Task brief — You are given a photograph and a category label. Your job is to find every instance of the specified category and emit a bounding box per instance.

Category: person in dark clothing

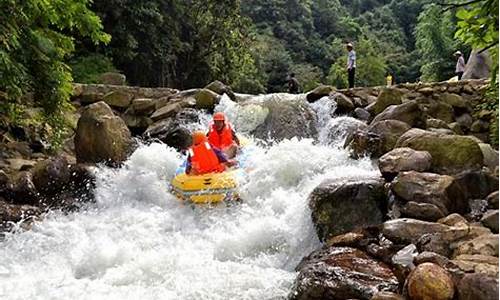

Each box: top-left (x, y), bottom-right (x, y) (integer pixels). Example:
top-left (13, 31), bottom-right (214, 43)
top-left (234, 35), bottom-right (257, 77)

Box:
top-left (287, 73), bottom-right (300, 94)
top-left (346, 43), bottom-right (356, 89)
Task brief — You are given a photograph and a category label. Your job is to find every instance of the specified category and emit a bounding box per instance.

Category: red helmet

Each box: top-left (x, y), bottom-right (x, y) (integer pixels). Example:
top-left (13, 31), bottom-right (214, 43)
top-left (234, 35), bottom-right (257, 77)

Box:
top-left (192, 131), bottom-right (207, 145)
top-left (213, 112), bottom-right (225, 121)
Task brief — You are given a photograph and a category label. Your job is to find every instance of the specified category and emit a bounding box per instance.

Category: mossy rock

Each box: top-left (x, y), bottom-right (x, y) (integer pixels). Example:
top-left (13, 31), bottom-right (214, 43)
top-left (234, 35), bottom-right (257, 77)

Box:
top-left (195, 89), bottom-right (219, 110)
top-left (373, 88), bottom-right (403, 115)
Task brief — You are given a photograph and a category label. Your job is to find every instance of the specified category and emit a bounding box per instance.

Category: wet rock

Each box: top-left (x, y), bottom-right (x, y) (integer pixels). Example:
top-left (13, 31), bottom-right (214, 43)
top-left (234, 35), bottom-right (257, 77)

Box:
top-left (204, 80), bottom-right (236, 101)
top-left (306, 85), bottom-right (336, 103)
top-left (97, 72), bottom-right (126, 85)
top-left (453, 170), bottom-right (498, 202)
top-left (121, 111), bottom-right (152, 134)
top-left (481, 210), bottom-right (499, 233)
top-left (379, 148), bottom-right (432, 181)
top-left (130, 98), bottom-right (155, 115)
top-left (326, 232), bottom-right (365, 248)
top-left (69, 163), bottom-right (95, 202)
top-left (382, 218), bottom-right (449, 244)
top-left (32, 156), bottom-right (71, 195)
top-left (454, 234), bottom-right (498, 257)
top-left (103, 90), bottom-right (133, 109)
top-left (414, 251), bottom-right (451, 268)
top-left (354, 107), bottom-right (371, 121)
top-left (143, 119), bottom-right (192, 151)
top-left (451, 254), bottom-right (499, 277)
top-left (6, 158), bottom-right (37, 172)
top-left (371, 291), bottom-right (404, 300)
top-left (290, 247), bottom-right (398, 300)
top-left (0, 199), bottom-right (41, 231)
top-left (195, 88), bottom-right (220, 110)
top-left (331, 92), bottom-right (354, 114)
top-left (486, 191), bottom-right (499, 209)
top-left (457, 273), bottom-right (498, 300)
top-left (150, 102), bottom-right (182, 122)
top-left (252, 99), bottom-right (317, 142)
top-left (10, 171), bottom-right (38, 206)
top-left (478, 143), bottom-right (499, 171)
top-left (371, 101), bottom-right (426, 128)
top-left (373, 88), bottom-right (404, 115)
top-left (347, 120), bottom-right (411, 158)
top-left (426, 118), bottom-right (449, 129)
top-left (391, 171), bottom-right (465, 219)
top-left (395, 129), bottom-right (483, 174)
top-left (406, 263), bottom-right (455, 300)
top-left (400, 201), bottom-right (446, 221)
top-left (309, 178), bottom-right (387, 242)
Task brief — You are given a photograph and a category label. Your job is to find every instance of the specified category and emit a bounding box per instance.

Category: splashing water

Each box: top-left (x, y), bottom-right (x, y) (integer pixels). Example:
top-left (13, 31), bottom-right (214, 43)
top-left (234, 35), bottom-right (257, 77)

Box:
top-left (0, 96), bottom-right (379, 299)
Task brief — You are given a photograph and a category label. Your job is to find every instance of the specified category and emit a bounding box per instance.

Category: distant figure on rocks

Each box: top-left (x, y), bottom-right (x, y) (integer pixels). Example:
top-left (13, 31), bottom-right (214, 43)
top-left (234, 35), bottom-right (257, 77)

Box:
top-left (287, 73), bottom-right (300, 94)
top-left (454, 50), bottom-right (466, 80)
top-left (346, 43), bottom-right (356, 88)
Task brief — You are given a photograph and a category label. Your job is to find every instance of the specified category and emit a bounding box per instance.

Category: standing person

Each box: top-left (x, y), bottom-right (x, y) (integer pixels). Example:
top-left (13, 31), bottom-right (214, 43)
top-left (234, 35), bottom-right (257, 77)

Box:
top-left (346, 43), bottom-right (356, 89)
top-left (287, 73), bottom-right (300, 94)
top-left (454, 51), bottom-right (466, 80)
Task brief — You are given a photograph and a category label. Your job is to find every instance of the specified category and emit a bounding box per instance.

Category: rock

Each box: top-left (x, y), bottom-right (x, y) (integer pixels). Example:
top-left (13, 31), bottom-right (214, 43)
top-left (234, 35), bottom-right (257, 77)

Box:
top-left (195, 88), bottom-right (219, 110)
top-left (453, 170), bottom-right (498, 202)
top-left (438, 213), bottom-right (468, 227)
top-left (417, 233), bottom-right (452, 257)
top-left (371, 101), bottom-right (426, 128)
top-left (373, 88), bottom-right (403, 115)
top-left (97, 72), bottom-right (126, 85)
top-left (414, 252), bottom-right (451, 268)
top-left (290, 247), bottom-right (398, 300)
top-left (252, 99), bottom-right (317, 142)
top-left (481, 210), bottom-right (499, 233)
top-left (326, 232), bottom-right (365, 247)
top-left (150, 102), bottom-right (182, 122)
top-left (456, 114), bottom-right (473, 131)
top-left (451, 254), bottom-right (499, 277)
top-left (463, 49), bottom-right (492, 79)
top-left (130, 98), bottom-right (155, 115)
top-left (378, 148), bottom-right (432, 180)
top-left (457, 273), bottom-right (498, 300)
top-left (395, 129), bottom-right (483, 174)
top-left (391, 171), bottom-right (465, 218)
top-left (103, 90), bottom-right (133, 109)
top-left (354, 107), bottom-right (371, 121)
top-left (204, 80), bottom-right (236, 101)
top-left (306, 85), bottom-right (336, 103)
top-left (439, 93), bottom-right (467, 108)
top-left (74, 101), bottom-right (133, 165)
top-left (32, 156), bottom-right (71, 195)
top-left (331, 92), bottom-right (355, 114)
top-left (454, 234), bottom-right (498, 257)
top-left (407, 263), bottom-right (455, 300)
top-left (486, 191), bottom-right (499, 209)
top-left (470, 120), bottom-right (490, 133)
top-left (69, 163), bottom-right (95, 202)
top-left (347, 120), bottom-right (411, 158)
top-left (448, 122), bottom-right (464, 135)
top-left (309, 178), bottom-right (387, 242)
top-left (425, 101), bottom-right (455, 124)
top-left (0, 199), bottom-right (41, 231)
top-left (382, 218), bottom-right (450, 244)
top-left (426, 118), bottom-right (450, 129)
top-left (371, 292), bottom-right (404, 300)
top-left (400, 201), bottom-right (446, 221)
top-left (6, 158), bottom-right (37, 171)
top-left (121, 112), bottom-right (152, 133)
top-left (143, 119), bottom-right (192, 151)
top-left (10, 171), bottom-right (38, 205)
top-left (478, 143), bottom-right (499, 171)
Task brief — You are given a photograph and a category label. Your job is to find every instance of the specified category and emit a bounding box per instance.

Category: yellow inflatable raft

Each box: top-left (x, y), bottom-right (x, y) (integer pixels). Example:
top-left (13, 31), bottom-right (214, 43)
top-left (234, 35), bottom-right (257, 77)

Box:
top-left (170, 169), bottom-right (240, 204)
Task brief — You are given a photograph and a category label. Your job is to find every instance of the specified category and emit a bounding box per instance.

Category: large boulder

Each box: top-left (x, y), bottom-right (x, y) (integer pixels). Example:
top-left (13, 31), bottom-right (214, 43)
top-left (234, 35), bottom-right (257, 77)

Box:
top-left (378, 148), bottom-right (432, 180)
top-left (439, 93), bottom-right (468, 109)
top-left (252, 99), bottom-right (317, 141)
top-left (346, 120), bottom-right (411, 158)
top-left (382, 218), bottom-right (450, 244)
top-left (204, 80), bottom-right (236, 101)
top-left (32, 156), bottom-right (71, 195)
top-left (150, 102), bottom-right (182, 122)
top-left (371, 101), bottom-right (426, 128)
top-left (391, 171), bottom-right (466, 220)
top-left (97, 72), bottom-right (126, 85)
top-left (478, 143), bottom-right (499, 171)
top-left (395, 129), bottom-right (483, 174)
top-left (453, 170), bottom-right (499, 202)
top-left (102, 90), bottom-right (133, 109)
top-left (9, 171), bottom-right (39, 206)
top-left (406, 263), bottom-right (455, 300)
top-left (306, 85), bottom-right (336, 103)
top-left (373, 88), bottom-right (403, 115)
top-left (74, 101), bottom-right (133, 165)
top-left (330, 92), bottom-right (354, 114)
top-left (481, 210), bottom-right (499, 233)
top-left (195, 88), bottom-right (220, 110)
top-left (143, 119), bottom-right (192, 151)
top-left (129, 98), bottom-right (156, 115)
top-left (426, 101), bottom-right (455, 124)
top-left (290, 247), bottom-right (398, 300)
top-left (463, 49), bottom-right (492, 79)
top-left (309, 178), bottom-right (387, 242)
top-left (457, 273), bottom-right (498, 300)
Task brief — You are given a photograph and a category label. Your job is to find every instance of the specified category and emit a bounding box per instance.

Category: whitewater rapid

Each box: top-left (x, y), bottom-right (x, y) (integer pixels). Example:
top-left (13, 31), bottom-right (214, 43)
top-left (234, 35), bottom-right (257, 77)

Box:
top-left (0, 95), bottom-right (379, 299)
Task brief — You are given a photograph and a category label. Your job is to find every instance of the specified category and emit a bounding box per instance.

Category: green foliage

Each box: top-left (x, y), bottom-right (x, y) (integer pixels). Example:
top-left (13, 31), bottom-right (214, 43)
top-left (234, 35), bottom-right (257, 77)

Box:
top-left (69, 53), bottom-right (117, 84)
top-left (0, 0), bottom-right (109, 148)
top-left (291, 64), bottom-right (323, 92)
top-left (415, 4), bottom-right (459, 82)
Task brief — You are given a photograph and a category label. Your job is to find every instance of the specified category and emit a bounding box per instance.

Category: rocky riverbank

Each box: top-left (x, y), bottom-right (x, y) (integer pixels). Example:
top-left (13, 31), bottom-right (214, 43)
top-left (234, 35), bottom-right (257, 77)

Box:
top-left (0, 78), bottom-right (498, 299)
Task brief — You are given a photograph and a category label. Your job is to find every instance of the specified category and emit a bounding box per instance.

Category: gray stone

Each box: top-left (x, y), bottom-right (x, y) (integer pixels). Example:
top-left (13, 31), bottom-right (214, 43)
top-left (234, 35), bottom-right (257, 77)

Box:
top-left (379, 148), bottom-right (432, 180)
top-left (463, 49), bottom-right (492, 79)
top-left (97, 72), bottom-right (126, 85)
top-left (371, 101), bottom-right (426, 128)
top-left (457, 273), bottom-right (499, 300)
top-left (353, 107), bottom-right (371, 121)
top-left (481, 210), bottom-right (499, 233)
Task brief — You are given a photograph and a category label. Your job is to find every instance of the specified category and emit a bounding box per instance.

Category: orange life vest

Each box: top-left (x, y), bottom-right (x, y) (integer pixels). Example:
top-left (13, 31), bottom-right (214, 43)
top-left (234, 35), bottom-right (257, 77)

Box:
top-left (188, 142), bottom-right (225, 175)
top-left (207, 122), bottom-right (234, 150)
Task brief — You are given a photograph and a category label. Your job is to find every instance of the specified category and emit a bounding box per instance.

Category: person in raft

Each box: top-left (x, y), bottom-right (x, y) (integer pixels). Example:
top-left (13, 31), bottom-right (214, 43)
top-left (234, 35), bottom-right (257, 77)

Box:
top-left (185, 131), bottom-right (236, 175)
top-left (207, 112), bottom-right (240, 159)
